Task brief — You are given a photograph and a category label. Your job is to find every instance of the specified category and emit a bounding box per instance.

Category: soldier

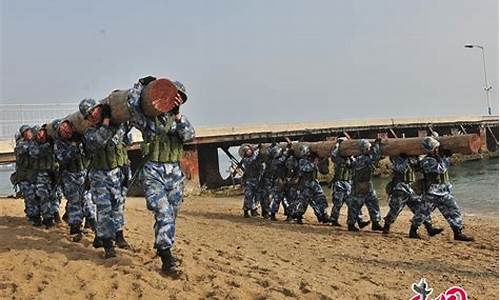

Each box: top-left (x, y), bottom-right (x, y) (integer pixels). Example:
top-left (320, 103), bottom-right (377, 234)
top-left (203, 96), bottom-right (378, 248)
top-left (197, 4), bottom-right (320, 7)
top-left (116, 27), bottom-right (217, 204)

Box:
top-left (284, 148), bottom-right (300, 222)
top-left (269, 144), bottom-right (292, 221)
top-left (127, 76), bottom-right (195, 273)
top-left (410, 137), bottom-right (473, 241)
top-left (382, 154), bottom-right (443, 237)
top-left (347, 139), bottom-right (384, 232)
top-left (293, 144), bottom-right (329, 224)
top-left (54, 119), bottom-right (94, 241)
top-left (14, 125), bottom-right (40, 226)
top-left (240, 144), bottom-right (262, 218)
top-left (255, 145), bottom-right (274, 218)
top-left (29, 124), bottom-right (58, 228)
top-left (329, 138), bottom-right (370, 228)
top-left (80, 98), bottom-right (131, 258)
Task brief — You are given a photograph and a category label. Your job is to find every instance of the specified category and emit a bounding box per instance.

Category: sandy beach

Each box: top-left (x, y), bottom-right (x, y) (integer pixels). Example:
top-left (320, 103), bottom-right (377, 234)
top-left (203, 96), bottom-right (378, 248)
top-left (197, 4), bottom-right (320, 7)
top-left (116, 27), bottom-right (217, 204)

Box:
top-left (0, 196), bottom-right (497, 299)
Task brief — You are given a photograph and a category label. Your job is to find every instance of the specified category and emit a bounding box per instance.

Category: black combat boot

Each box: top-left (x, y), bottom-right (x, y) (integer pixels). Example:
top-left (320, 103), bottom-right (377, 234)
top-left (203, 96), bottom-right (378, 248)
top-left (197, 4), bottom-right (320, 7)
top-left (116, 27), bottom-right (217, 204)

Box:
top-left (62, 212), bottom-right (69, 223)
top-left (330, 218), bottom-right (342, 227)
top-left (296, 216), bottom-right (304, 224)
top-left (452, 227), bottom-right (474, 242)
top-left (371, 221), bottom-right (384, 231)
top-left (348, 224), bottom-right (359, 232)
top-left (285, 215), bottom-right (293, 222)
top-left (30, 215), bottom-right (42, 227)
top-left (53, 211), bottom-right (61, 223)
top-left (93, 236), bottom-right (103, 248)
top-left (115, 230), bottom-right (130, 249)
top-left (424, 222), bottom-right (444, 237)
top-left (382, 223), bottom-right (391, 234)
top-left (103, 238), bottom-right (116, 259)
top-left (270, 213), bottom-right (277, 221)
top-left (86, 218), bottom-right (97, 232)
top-left (70, 224), bottom-right (83, 242)
top-left (358, 220), bottom-right (371, 229)
top-left (158, 248), bottom-right (176, 273)
top-left (42, 217), bottom-right (55, 229)
top-left (250, 209), bottom-right (259, 217)
top-left (409, 225), bottom-right (421, 239)
top-left (243, 210), bottom-right (250, 218)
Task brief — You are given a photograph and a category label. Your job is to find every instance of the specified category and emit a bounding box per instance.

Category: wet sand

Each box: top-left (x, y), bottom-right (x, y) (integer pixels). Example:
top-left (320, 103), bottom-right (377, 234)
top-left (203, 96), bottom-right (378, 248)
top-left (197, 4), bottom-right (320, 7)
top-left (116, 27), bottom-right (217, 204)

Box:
top-left (0, 196), bottom-right (497, 299)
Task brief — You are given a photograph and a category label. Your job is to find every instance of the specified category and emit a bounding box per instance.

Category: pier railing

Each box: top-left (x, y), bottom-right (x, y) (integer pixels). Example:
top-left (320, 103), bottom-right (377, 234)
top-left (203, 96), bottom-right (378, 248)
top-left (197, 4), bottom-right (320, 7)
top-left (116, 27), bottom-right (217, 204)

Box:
top-left (0, 103), bottom-right (77, 139)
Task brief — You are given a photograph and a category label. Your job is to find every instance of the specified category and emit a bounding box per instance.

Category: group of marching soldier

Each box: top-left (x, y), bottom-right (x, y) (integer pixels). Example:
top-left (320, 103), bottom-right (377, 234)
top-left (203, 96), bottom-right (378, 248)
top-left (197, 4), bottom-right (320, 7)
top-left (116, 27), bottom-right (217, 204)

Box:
top-left (239, 136), bottom-right (474, 241)
top-left (12, 76), bottom-right (195, 274)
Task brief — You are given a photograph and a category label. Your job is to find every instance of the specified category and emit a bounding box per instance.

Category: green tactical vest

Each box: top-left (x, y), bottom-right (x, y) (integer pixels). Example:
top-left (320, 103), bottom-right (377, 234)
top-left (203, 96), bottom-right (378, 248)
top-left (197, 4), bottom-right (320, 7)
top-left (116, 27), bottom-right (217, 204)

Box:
top-left (353, 165), bottom-right (373, 183)
top-left (394, 165), bottom-right (416, 184)
top-left (333, 164), bottom-right (351, 182)
top-left (15, 148), bottom-right (33, 182)
top-left (64, 153), bottom-right (85, 173)
top-left (425, 171), bottom-right (450, 187)
top-left (92, 141), bottom-right (128, 171)
top-left (32, 143), bottom-right (56, 172)
top-left (140, 116), bottom-right (183, 163)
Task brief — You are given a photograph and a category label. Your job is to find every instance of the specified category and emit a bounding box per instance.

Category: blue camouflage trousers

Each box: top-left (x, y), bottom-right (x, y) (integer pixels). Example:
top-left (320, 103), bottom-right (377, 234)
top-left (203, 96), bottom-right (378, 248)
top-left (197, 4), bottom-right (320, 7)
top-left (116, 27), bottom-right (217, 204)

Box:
top-left (412, 192), bottom-right (464, 230)
top-left (348, 190), bottom-right (381, 225)
top-left (141, 161), bottom-right (184, 251)
top-left (89, 168), bottom-right (126, 240)
top-left (51, 185), bottom-right (63, 216)
top-left (83, 190), bottom-right (97, 221)
top-left (294, 180), bottom-right (328, 221)
top-left (19, 181), bottom-right (39, 218)
top-left (384, 183), bottom-right (425, 226)
top-left (61, 170), bottom-right (85, 225)
top-left (34, 172), bottom-right (55, 220)
top-left (270, 178), bottom-right (290, 215)
top-left (242, 179), bottom-right (258, 211)
top-left (256, 176), bottom-right (272, 215)
top-left (329, 181), bottom-right (351, 222)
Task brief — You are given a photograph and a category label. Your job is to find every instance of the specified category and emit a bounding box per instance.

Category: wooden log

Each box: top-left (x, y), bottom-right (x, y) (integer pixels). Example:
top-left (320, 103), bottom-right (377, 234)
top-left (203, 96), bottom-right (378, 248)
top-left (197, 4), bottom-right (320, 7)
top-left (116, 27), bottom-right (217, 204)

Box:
top-left (47, 78), bottom-right (179, 135)
top-left (260, 134), bottom-right (482, 158)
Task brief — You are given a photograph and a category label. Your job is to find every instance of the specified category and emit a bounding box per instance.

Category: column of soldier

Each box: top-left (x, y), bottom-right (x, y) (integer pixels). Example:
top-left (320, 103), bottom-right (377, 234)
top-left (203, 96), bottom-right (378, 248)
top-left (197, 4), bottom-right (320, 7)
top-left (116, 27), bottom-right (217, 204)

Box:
top-left (239, 137), bottom-right (474, 242)
top-left (12, 76), bottom-right (195, 274)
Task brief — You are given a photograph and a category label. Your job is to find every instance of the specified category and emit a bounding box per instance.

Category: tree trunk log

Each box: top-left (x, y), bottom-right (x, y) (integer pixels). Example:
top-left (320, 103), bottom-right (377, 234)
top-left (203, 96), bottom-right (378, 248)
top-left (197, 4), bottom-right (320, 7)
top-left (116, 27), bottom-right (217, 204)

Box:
top-left (48, 78), bottom-right (178, 135)
top-left (261, 134), bottom-right (481, 158)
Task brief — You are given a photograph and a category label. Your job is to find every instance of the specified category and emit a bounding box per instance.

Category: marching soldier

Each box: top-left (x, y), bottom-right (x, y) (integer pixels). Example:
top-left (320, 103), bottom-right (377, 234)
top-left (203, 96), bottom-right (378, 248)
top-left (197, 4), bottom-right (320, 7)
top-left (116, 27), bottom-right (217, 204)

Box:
top-left (347, 139), bottom-right (384, 232)
top-left (410, 137), bottom-right (473, 241)
top-left (80, 98), bottom-right (131, 258)
top-left (127, 76), bottom-right (195, 273)
top-left (240, 144), bottom-right (262, 218)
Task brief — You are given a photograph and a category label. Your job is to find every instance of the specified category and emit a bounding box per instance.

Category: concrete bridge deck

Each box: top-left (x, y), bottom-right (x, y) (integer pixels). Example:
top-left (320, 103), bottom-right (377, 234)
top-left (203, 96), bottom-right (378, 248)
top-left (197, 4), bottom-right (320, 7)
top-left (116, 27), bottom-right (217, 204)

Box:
top-left (1, 115), bottom-right (498, 191)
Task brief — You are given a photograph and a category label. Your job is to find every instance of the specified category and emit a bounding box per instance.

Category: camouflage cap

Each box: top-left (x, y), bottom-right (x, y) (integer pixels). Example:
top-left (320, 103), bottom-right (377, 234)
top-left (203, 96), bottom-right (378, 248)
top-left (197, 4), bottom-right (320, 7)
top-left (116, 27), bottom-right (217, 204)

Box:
top-left (173, 81), bottom-right (188, 103)
top-left (422, 136), bottom-right (440, 152)
top-left (79, 98), bottom-right (99, 119)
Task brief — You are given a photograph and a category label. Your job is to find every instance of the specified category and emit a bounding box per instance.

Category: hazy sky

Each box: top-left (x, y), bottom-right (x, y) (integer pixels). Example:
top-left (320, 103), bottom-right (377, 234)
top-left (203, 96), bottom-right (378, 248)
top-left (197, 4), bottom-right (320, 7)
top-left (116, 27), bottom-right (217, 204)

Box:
top-left (1, 0), bottom-right (498, 127)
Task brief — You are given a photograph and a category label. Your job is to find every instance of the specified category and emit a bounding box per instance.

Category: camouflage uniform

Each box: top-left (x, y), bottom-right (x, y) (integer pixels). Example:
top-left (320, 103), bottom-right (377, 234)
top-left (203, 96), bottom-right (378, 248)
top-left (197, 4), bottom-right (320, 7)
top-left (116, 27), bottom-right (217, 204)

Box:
top-left (84, 123), bottom-right (130, 241)
top-left (269, 149), bottom-right (291, 216)
top-left (347, 143), bottom-right (382, 226)
top-left (412, 155), bottom-right (464, 230)
top-left (284, 155), bottom-right (300, 216)
top-left (255, 149), bottom-right (273, 217)
top-left (15, 138), bottom-right (38, 219)
top-left (329, 144), bottom-right (354, 224)
top-left (383, 156), bottom-right (424, 226)
top-left (82, 189), bottom-right (97, 222)
top-left (241, 151), bottom-right (262, 212)
top-left (294, 156), bottom-right (329, 222)
top-left (127, 81), bottom-right (195, 252)
top-left (29, 139), bottom-right (57, 222)
top-left (54, 136), bottom-right (86, 226)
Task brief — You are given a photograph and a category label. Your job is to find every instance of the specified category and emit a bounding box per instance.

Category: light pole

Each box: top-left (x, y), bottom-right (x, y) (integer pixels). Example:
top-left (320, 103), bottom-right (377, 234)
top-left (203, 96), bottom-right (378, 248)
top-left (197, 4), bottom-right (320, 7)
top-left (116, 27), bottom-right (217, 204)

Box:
top-left (464, 44), bottom-right (493, 116)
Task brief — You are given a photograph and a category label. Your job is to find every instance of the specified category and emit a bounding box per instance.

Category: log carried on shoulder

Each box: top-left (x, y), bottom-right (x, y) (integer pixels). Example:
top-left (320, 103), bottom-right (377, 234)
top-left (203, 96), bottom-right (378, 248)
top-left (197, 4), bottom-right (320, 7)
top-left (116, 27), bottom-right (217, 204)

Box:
top-left (47, 79), bottom-right (179, 136)
top-left (259, 134), bottom-right (481, 158)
